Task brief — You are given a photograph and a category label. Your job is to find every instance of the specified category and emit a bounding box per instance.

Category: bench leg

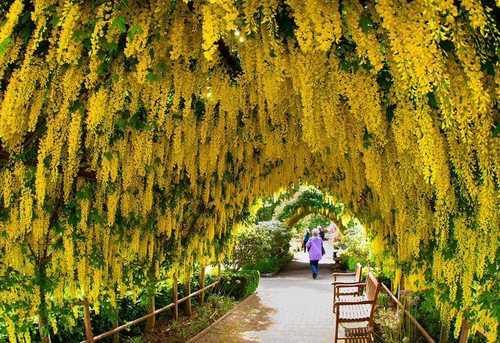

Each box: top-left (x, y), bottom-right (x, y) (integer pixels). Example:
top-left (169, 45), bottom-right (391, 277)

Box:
top-left (334, 310), bottom-right (339, 342)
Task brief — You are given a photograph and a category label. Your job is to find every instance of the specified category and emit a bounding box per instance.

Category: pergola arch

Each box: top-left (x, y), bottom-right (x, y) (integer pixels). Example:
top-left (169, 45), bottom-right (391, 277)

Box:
top-left (0, 1), bottom-right (498, 341)
top-left (272, 186), bottom-right (347, 232)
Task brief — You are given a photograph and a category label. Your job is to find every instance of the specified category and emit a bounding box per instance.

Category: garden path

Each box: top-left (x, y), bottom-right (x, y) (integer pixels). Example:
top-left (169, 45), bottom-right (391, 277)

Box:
top-left (191, 241), bottom-right (339, 343)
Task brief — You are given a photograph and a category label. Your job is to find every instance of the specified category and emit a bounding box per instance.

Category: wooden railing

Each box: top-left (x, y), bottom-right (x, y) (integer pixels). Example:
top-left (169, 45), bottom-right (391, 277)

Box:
top-left (380, 283), bottom-right (436, 343)
top-left (80, 275), bottom-right (220, 343)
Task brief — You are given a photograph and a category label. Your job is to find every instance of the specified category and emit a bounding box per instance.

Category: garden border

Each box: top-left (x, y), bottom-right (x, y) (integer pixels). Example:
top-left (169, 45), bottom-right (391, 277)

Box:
top-left (187, 293), bottom-right (258, 343)
top-left (260, 271), bottom-right (277, 277)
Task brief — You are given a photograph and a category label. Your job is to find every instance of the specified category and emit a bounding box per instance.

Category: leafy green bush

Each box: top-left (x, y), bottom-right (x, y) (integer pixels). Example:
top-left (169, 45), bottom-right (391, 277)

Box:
top-left (228, 225), bottom-right (272, 271)
top-left (411, 290), bottom-right (441, 340)
top-left (248, 221), bottom-right (292, 273)
top-left (259, 221), bottom-right (292, 258)
top-left (251, 253), bottom-right (293, 274)
top-left (218, 270), bottom-right (260, 300)
top-left (228, 220), bottom-right (292, 273)
top-left (336, 220), bottom-right (372, 273)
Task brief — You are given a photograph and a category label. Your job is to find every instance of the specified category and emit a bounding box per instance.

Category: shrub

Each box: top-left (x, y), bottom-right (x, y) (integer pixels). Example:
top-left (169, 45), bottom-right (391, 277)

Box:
top-left (411, 290), bottom-right (441, 339)
top-left (257, 221), bottom-right (292, 259)
top-left (374, 307), bottom-right (407, 343)
top-left (218, 270), bottom-right (260, 300)
top-left (247, 221), bottom-right (292, 273)
top-left (250, 253), bottom-right (293, 274)
top-left (228, 220), bottom-right (292, 273)
top-left (228, 225), bottom-right (272, 271)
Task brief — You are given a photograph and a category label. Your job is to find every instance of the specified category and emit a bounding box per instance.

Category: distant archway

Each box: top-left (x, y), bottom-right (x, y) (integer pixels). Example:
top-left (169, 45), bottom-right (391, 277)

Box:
top-left (273, 186), bottom-right (345, 232)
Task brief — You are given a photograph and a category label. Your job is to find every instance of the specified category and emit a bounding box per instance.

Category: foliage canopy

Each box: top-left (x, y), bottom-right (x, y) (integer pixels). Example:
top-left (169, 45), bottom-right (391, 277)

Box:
top-left (0, 0), bottom-right (498, 341)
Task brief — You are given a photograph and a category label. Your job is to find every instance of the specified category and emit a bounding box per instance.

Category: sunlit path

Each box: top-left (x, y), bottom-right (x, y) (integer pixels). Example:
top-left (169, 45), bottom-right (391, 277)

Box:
top-left (192, 242), bottom-right (336, 343)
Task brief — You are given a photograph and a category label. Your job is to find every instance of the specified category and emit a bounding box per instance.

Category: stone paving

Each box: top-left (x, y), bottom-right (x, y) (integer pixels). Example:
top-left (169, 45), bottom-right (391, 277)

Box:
top-left (192, 241), bottom-right (340, 343)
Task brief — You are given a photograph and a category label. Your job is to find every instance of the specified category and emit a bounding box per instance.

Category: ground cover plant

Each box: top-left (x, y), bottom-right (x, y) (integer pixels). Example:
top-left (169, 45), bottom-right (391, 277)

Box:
top-left (144, 294), bottom-right (235, 343)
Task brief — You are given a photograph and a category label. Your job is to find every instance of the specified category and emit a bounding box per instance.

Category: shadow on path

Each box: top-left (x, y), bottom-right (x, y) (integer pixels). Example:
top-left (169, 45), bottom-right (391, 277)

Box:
top-left (193, 241), bottom-right (338, 343)
top-left (192, 294), bottom-right (276, 342)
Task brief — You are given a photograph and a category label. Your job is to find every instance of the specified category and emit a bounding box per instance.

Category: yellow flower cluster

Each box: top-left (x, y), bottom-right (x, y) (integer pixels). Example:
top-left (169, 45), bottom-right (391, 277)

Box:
top-left (0, 0), bottom-right (498, 341)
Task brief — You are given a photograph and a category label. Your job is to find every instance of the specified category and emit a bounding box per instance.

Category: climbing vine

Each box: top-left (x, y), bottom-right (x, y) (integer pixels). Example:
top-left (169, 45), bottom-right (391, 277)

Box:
top-left (0, 0), bottom-right (498, 341)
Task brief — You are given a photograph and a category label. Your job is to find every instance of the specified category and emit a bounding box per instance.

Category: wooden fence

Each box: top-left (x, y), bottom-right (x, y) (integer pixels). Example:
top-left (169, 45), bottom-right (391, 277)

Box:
top-left (380, 283), bottom-right (436, 343)
top-left (80, 270), bottom-right (220, 343)
top-left (80, 274), bottom-right (451, 343)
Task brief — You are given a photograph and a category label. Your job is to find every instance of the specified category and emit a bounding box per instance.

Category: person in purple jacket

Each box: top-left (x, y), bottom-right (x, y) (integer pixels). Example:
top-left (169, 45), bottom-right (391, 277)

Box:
top-left (306, 228), bottom-right (324, 279)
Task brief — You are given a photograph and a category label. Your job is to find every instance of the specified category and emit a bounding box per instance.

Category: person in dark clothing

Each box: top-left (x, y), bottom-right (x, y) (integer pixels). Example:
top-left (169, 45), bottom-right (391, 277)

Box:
top-left (302, 230), bottom-right (310, 252)
top-left (319, 226), bottom-right (326, 240)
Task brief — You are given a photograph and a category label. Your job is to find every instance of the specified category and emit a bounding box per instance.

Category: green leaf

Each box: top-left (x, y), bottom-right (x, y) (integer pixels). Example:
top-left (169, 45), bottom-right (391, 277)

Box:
top-left (112, 16), bottom-right (127, 33)
top-left (130, 107), bottom-right (148, 130)
top-left (0, 207), bottom-right (9, 223)
top-left (427, 91), bottom-right (439, 109)
top-left (50, 14), bottom-right (60, 27)
top-left (97, 61), bottom-right (110, 76)
top-left (43, 154), bottom-right (52, 168)
top-left (76, 184), bottom-right (93, 200)
top-left (0, 37), bottom-right (12, 56)
top-left (104, 151), bottom-right (113, 161)
top-left (73, 29), bottom-right (91, 43)
top-left (492, 122), bottom-right (500, 138)
top-left (146, 70), bottom-right (160, 82)
top-left (359, 14), bottom-right (374, 33)
top-left (128, 24), bottom-right (143, 40)
top-left (386, 104), bottom-right (396, 123)
top-left (102, 40), bottom-right (119, 55)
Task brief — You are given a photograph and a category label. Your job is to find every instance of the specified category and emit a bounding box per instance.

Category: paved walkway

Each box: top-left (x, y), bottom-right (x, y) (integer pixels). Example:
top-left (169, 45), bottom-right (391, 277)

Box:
top-left (193, 241), bottom-right (338, 343)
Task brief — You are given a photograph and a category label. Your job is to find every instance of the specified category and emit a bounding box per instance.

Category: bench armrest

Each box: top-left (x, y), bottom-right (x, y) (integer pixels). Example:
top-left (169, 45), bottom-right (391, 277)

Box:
top-left (334, 282), bottom-right (366, 298)
top-left (331, 281), bottom-right (362, 285)
top-left (335, 282), bottom-right (366, 289)
top-left (332, 272), bottom-right (355, 277)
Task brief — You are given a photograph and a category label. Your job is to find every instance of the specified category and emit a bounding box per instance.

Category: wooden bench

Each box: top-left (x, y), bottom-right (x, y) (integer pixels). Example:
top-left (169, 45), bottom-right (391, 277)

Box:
top-left (334, 272), bottom-right (380, 342)
top-left (344, 327), bottom-right (373, 342)
top-left (332, 263), bottom-right (363, 312)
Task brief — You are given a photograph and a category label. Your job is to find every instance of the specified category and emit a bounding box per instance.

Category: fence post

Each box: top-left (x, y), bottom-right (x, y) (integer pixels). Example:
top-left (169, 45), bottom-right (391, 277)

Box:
top-left (172, 274), bottom-right (179, 320)
top-left (83, 299), bottom-right (94, 343)
top-left (112, 314), bottom-right (119, 343)
top-left (458, 319), bottom-right (470, 343)
top-left (439, 321), bottom-right (450, 343)
top-left (199, 265), bottom-right (206, 305)
top-left (145, 294), bottom-right (155, 332)
top-left (185, 277), bottom-right (192, 317)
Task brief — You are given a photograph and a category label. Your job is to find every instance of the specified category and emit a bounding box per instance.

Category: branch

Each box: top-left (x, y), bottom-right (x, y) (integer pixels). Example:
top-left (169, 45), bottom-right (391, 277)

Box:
top-left (0, 143), bottom-right (9, 162)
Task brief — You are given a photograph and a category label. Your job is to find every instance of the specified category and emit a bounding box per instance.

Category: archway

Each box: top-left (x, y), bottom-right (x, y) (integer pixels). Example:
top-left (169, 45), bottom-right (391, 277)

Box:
top-left (0, 1), bottom-right (497, 342)
top-left (245, 185), bottom-right (346, 265)
top-left (274, 186), bottom-right (344, 228)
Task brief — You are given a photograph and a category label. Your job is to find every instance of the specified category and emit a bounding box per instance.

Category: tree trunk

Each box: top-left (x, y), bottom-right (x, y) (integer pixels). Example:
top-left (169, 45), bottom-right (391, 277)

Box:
top-left (458, 319), bottom-right (470, 343)
top-left (38, 265), bottom-right (52, 343)
top-left (83, 299), bottom-right (94, 342)
top-left (145, 294), bottom-right (155, 332)
top-left (39, 311), bottom-right (52, 343)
